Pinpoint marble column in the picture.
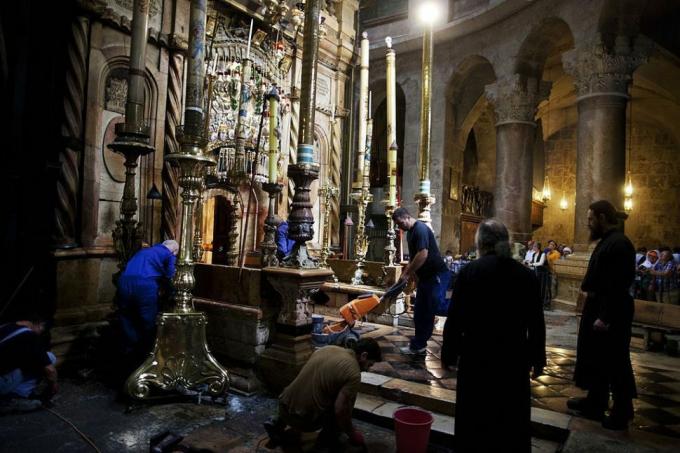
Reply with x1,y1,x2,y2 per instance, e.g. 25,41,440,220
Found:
563,35,650,251
485,75,550,242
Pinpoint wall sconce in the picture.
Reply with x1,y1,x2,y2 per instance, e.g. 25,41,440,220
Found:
624,196,633,213
559,192,568,211
541,176,552,202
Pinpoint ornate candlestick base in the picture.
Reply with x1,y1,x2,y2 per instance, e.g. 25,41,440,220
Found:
126,129,230,400
383,205,398,267
126,312,229,398
350,189,373,285
415,192,436,228
261,182,283,267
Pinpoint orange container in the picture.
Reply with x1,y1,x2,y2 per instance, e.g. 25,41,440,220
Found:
339,294,380,324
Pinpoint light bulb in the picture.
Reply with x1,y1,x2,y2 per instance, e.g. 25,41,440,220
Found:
417,2,439,25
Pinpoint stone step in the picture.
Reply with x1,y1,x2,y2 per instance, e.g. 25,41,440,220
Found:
358,371,571,444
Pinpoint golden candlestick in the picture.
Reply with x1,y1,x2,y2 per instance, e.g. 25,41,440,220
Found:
125,0,228,400
319,184,339,270
415,16,436,227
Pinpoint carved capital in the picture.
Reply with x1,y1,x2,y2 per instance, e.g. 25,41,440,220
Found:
485,74,551,124
563,34,652,98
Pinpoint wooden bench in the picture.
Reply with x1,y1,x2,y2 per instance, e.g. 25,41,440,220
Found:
576,296,680,352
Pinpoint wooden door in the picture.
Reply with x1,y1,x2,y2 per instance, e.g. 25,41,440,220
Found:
212,196,233,265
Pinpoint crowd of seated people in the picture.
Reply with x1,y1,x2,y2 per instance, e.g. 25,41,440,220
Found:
633,246,680,304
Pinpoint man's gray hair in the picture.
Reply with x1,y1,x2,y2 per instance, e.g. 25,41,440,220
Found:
162,239,180,254
475,219,511,258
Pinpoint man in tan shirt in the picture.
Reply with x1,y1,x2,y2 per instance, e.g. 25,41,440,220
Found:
264,338,381,450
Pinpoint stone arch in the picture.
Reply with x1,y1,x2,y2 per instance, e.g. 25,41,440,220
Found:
514,17,575,80
440,55,496,252
311,124,330,244
598,0,647,48
82,52,160,246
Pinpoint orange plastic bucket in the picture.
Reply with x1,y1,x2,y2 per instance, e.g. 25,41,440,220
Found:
393,407,433,453
339,294,380,324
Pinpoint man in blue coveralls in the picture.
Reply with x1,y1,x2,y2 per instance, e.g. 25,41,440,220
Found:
392,207,449,355
276,220,296,261
116,240,179,356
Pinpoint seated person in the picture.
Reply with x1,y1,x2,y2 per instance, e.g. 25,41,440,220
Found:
264,338,382,449
0,315,57,412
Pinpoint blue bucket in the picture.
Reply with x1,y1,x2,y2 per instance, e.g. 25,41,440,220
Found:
312,315,325,334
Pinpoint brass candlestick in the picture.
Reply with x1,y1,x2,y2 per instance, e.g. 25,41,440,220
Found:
318,184,339,269
415,18,435,226
125,0,229,400
109,0,154,274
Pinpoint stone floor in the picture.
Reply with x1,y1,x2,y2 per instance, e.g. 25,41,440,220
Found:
0,377,402,453
357,310,680,440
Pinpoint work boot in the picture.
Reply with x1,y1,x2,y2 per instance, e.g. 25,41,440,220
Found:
399,346,427,356
602,413,630,430
566,397,605,421
263,417,286,447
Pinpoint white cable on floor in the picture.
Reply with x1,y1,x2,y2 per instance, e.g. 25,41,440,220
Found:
46,407,102,453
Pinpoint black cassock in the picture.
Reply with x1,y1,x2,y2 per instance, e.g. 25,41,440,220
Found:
442,254,546,453
575,229,637,402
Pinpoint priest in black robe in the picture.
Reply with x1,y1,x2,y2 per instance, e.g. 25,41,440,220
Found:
569,200,637,430
442,219,546,453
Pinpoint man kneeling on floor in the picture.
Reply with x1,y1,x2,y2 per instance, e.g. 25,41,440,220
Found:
0,315,58,413
264,338,381,451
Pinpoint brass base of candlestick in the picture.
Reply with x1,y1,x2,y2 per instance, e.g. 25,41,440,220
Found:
383,205,397,267
262,182,283,267
350,189,373,285
415,192,436,228
126,312,229,399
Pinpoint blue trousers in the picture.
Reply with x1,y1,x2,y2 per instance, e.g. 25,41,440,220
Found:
410,270,449,350
116,277,159,355
0,352,56,398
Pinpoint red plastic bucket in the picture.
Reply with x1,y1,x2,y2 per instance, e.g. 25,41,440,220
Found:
393,407,434,453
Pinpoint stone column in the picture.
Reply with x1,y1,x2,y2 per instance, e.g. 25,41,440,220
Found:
162,42,186,241
54,11,93,249
563,35,650,251
485,75,550,242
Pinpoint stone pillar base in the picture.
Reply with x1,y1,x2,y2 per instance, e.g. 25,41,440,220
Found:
258,329,314,394
259,267,334,392
553,253,590,312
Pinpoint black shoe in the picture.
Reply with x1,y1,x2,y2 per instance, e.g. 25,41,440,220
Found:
263,418,285,447
566,397,605,421
602,414,629,430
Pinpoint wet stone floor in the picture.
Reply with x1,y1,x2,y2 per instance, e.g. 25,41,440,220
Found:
0,376,410,453
361,311,680,440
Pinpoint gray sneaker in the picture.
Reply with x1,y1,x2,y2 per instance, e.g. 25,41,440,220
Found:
399,346,427,355
0,398,42,414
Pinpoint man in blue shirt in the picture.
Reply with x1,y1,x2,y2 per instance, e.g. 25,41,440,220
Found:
392,208,449,355
276,220,296,261
116,240,178,356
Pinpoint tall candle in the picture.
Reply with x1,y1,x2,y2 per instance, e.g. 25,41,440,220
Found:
267,85,280,183
355,31,369,189
385,37,397,207
246,19,254,59
364,117,373,190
